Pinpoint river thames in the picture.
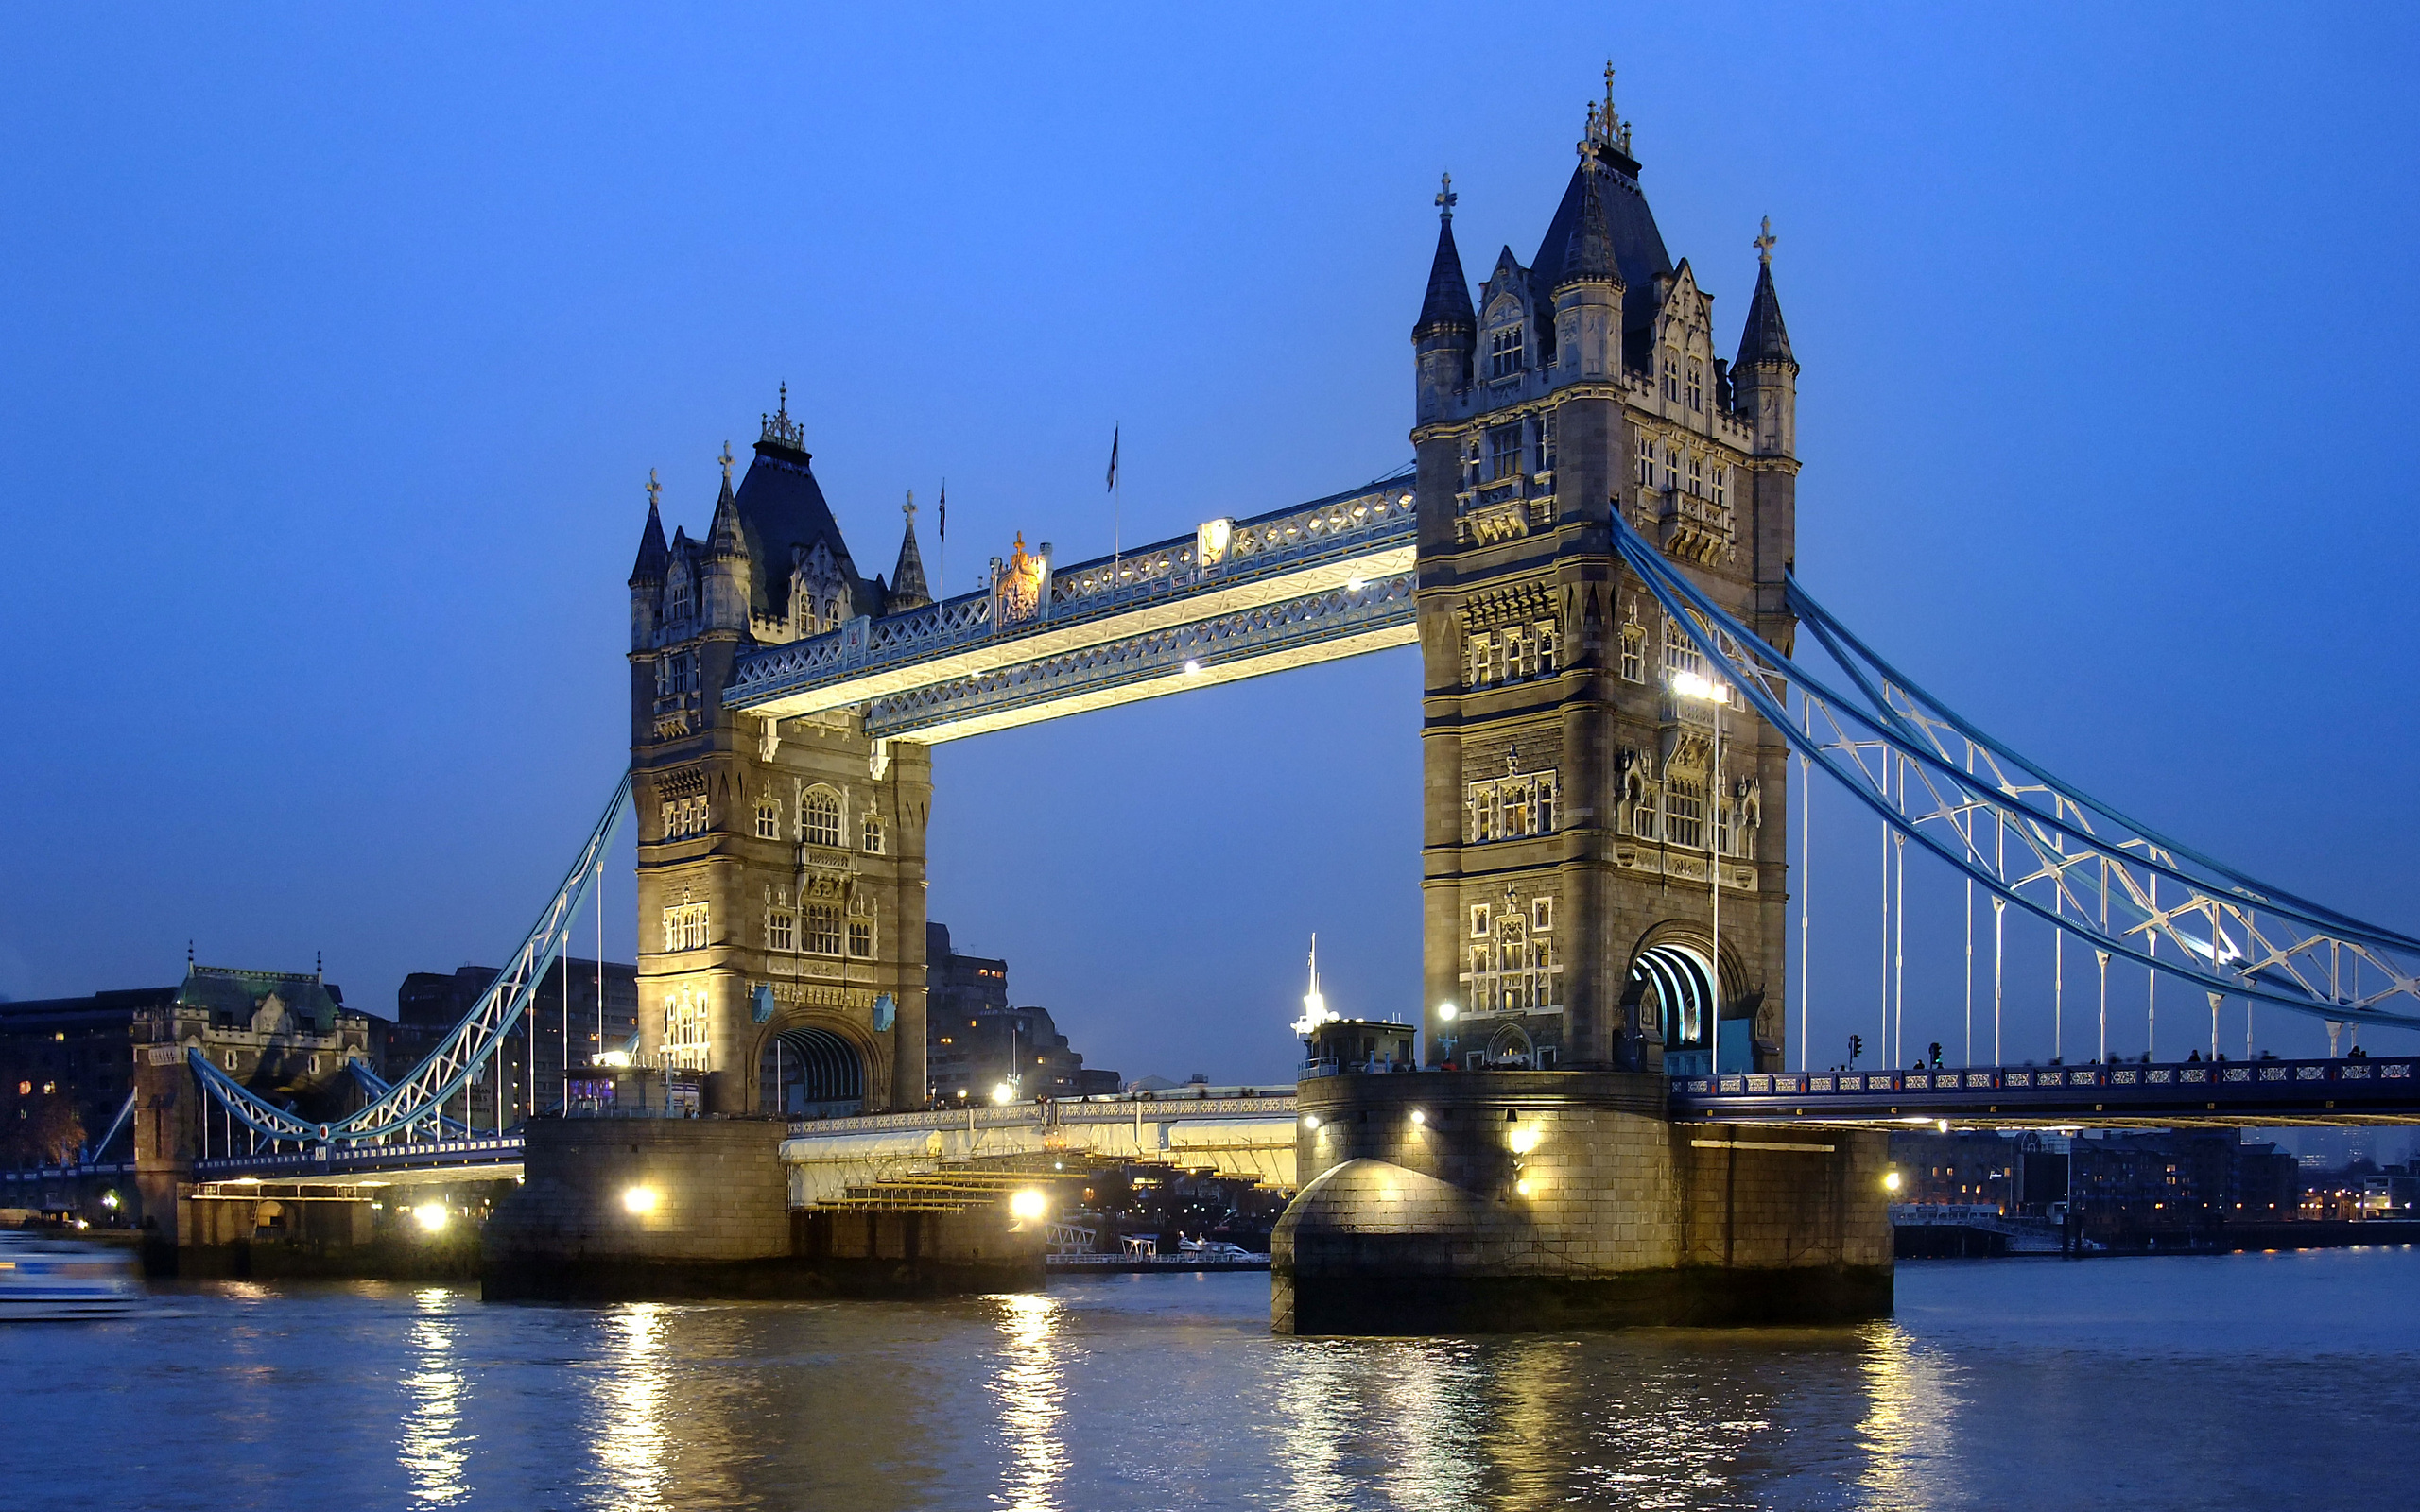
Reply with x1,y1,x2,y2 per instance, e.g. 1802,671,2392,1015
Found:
4,1247,2413,1510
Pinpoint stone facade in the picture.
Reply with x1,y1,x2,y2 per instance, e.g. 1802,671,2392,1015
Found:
627,402,937,1114
1412,77,1799,1075
1274,1072,1890,1333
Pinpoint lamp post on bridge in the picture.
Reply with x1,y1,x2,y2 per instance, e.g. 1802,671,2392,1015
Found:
1671,667,1731,1077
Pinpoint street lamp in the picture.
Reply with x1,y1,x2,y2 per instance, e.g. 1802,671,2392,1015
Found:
1436,1001,1458,1067
1670,667,1731,1077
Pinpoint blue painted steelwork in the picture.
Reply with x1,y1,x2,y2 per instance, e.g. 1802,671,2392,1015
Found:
1611,514,2420,1034
724,472,1417,715
188,774,632,1144
1669,1056,2420,1125
84,1090,136,1161
191,1134,524,1182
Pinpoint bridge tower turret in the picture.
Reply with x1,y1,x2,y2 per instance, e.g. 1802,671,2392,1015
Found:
1409,73,1796,1079
626,391,933,1117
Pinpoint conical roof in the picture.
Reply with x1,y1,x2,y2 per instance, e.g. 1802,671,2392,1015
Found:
1736,259,1794,368
1530,144,1671,363
706,464,747,559
1556,158,1619,288
888,497,931,610
1415,211,1477,336
628,490,669,585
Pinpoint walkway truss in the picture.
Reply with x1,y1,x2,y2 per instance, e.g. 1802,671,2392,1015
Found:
189,774,632,1147
1612,514,2420,1040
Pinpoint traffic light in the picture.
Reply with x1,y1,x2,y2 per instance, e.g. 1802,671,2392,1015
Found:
1848,1034,1864,1065
1927,1041,1943,1068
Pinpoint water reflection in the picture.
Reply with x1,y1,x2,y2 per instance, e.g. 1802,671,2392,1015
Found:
592,1303,672,1511
1853,1324,1959,1506
988,1292,1067,1511
398,1286,471,1506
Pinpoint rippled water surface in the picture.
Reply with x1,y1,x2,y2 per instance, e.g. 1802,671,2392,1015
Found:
5,1248,2416,1510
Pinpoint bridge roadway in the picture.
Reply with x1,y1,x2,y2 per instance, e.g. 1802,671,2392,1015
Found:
780,1091,1300,1205
723,477,1417,743
1669,1054,2420,1128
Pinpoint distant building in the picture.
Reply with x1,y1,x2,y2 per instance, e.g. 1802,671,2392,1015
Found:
387,958,637,1123
925,923,1118,1104
1887,1127,2302,1242
0,987,172,1165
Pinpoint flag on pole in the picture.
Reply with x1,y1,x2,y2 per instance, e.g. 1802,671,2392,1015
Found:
1105,425,1119,492
937,485,946,541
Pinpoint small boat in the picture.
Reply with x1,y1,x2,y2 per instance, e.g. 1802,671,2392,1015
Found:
0,1230,144,1319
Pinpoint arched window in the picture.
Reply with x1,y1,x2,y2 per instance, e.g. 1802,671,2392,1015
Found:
1686,359,1704,411
806,903,843,956
862,812,884,853
1489,321,1525,380
1662,347,1681,401
802,789,842,848
667,575,692,623
755,796,780,840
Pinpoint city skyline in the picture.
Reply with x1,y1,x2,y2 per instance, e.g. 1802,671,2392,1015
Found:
5,7,2417,1087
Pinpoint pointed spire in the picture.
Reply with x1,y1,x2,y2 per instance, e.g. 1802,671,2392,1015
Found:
888,490,932,610
1737,224,1795,369
628,468,669,585
1557,138,1619,288
1415,172,1477,337
707,444,746,558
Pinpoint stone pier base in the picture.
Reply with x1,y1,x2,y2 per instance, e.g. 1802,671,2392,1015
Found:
1272,1071,1893,1335
482,1116,1039,1301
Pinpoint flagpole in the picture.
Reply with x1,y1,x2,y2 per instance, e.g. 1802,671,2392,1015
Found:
1110,423,1122,583
937,480,946,601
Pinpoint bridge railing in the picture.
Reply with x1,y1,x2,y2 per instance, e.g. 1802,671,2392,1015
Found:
1670,1055,2417,1118
191,1134,526,1179
727,475,1415,709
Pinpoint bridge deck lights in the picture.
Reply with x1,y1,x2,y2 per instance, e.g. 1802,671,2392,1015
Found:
413,1202,449,1232
1009,1189,1047,1222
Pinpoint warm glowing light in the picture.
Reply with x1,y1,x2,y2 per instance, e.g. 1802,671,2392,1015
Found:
1436,1002,1458,1022
1409,1109,1426,1126
993,1082,1016,1105
1514,1179,1534,1197
1345,576,1365,592
1883,1171,1903,1193
1669,669,1729,704
596,1050,632,1068
1010,1189,1048,1222
1183,659,1203,675
413,1202,449,1232
101,1191,120,1210
622,1186,659,1215
1936,1119,1950,1133
1303,1114,1320,1130
1509,1127,1540,1156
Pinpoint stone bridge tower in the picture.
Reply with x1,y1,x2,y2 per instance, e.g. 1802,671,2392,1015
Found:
1412,75,1798,1077
626,396,935,1114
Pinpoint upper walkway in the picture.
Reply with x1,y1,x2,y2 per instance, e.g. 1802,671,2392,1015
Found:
725,476,1416,742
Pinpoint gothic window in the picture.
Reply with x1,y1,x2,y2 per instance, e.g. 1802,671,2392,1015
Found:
802,788,842,849
1686,359,1704,411
1488,425,1521,481
1531,896,1554,933
667,576,692,623
659,651,699,697
1626,770,1658,839
1712,464,1729,508
1619,603,1646,683
1463,632,1487,689
663,988,709,1070
862,813,885,853
1663,441,1681,491
662,796,708,840
1662,347,1681,402
1489,321,1525,379
1470,903,1491,938
1458,908,1564,1015
806,903,843,956
846,919,873,958
755,797,780,840
1687,454,1703,496
663,903,710,952
1634,435,1655,487
1664,777,1706,850
1535,619,1559,676
1664,614,1707,682
766,906,796,953
1464,770,1559,842
1537,411,1555,472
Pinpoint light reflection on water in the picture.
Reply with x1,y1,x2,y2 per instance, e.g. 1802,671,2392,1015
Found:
8,1250,2420,1511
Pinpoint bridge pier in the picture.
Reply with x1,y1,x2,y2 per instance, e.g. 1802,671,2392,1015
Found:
1271,1072,1892,1334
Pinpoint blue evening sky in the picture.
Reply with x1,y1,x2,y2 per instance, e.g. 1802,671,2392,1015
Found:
3,5,2415,1084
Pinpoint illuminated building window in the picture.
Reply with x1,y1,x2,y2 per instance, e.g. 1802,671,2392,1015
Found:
1464,771,1559,842
1663,614,1707,682
766,906,796,953
1663,778,1705,850
862,814,884,853
1489,321,1525,380
1460,909,1564,1016
802,789,842,848
1488,424,1521,480
806,904,842,957
663,903,710,952
846,919,873,958
756,798,780,839
664,988,709,1070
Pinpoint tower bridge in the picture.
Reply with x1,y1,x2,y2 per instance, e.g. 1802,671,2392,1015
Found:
142,67,2420,1328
